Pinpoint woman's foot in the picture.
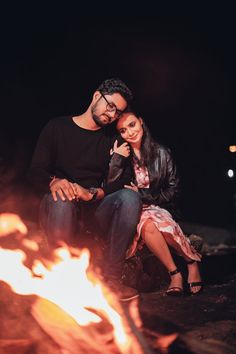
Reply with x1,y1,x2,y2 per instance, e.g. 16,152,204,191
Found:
166,268,183,296
187,260,203,295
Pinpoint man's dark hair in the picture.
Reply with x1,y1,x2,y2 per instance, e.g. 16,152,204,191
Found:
97,78,133,103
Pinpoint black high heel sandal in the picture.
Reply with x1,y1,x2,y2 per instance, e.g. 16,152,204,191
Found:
166,268,184,297
186,260,203,295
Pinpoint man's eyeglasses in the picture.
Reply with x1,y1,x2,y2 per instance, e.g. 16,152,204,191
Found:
100,92,124,118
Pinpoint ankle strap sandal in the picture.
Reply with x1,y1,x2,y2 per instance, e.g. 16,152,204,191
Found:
166,268,183,297
186,260,203,295
169,268,181,276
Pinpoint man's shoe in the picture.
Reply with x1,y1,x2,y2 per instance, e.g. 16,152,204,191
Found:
106,279,139,302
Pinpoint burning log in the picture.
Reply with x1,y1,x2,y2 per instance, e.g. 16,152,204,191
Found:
32,298,117,354
32,297,154,354
0,339,35,354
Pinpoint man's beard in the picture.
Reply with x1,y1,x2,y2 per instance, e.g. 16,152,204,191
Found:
92,113,107,127
91,103,108,127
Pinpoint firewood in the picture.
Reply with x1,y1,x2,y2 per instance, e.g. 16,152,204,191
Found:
0,339,35,354
32,298,120,354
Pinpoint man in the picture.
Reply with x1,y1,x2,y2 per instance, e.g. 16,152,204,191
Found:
28,78,142,301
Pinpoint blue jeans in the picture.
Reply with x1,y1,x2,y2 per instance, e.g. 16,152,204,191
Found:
39,189,142,279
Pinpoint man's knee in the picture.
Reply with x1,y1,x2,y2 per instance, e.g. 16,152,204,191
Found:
114,189,142,223
115,189,141,207
40,193,78,245
41,193,76,212
40,193,78,229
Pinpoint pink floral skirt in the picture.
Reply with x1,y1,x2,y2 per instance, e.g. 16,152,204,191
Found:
126,204,202,261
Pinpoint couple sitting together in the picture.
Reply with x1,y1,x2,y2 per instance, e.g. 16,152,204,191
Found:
28,78,202,301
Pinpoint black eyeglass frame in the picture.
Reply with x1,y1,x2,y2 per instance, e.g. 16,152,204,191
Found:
100,92,124,118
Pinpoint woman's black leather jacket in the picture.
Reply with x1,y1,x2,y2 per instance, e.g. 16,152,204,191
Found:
106,145,179,212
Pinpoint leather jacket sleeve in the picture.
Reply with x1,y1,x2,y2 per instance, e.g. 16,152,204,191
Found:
104,153,133,193
107,153,126,183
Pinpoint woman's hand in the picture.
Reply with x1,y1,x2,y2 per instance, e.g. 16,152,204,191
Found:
110,140,130,157
124,182,138,192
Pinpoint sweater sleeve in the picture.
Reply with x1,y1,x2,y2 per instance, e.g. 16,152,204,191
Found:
27,121,56,194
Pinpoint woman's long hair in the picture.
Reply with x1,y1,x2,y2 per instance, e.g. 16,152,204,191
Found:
118,109,179,214
138,119,160,168
124,108,160,168
123,109,163,186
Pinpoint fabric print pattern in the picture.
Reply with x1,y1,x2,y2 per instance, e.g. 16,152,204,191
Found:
126,163,202,261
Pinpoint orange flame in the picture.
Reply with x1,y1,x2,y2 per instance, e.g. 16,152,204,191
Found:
0,213,130,350
0,213,27,237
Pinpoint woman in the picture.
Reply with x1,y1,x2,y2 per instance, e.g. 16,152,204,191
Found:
108,111,203,296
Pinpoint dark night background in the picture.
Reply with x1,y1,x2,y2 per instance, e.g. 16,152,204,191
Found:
0,4,235,229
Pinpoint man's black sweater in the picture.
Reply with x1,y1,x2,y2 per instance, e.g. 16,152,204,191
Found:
28,116,132,195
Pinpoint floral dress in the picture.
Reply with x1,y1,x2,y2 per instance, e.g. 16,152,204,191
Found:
126,162,202,261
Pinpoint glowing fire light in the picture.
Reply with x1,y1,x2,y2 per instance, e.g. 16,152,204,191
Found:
0,213,129,349
0,213,28,237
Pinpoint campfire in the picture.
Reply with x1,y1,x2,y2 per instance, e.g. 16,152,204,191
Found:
0,213,162,354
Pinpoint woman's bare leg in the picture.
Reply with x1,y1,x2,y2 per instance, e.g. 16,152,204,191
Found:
186,261,202,294
158,230,202,294
158,233,202,294
142,219,183,291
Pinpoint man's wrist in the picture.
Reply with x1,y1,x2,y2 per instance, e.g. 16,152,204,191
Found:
87,187,104,201
88,187,98,201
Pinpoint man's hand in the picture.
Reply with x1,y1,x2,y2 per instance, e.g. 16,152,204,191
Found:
50,178,77,201
50,178,105,202
73,184,105,201
72,183,93,201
